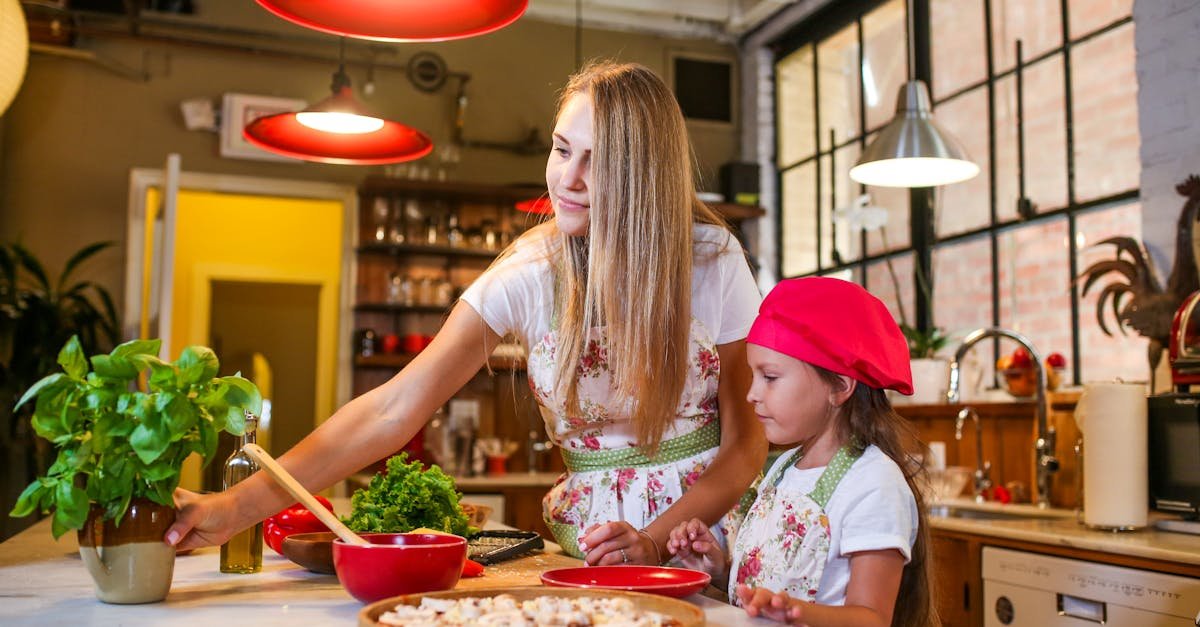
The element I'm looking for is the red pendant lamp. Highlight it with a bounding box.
[244,44,433,165]
[516,197,553,215]
[255,0,529,42]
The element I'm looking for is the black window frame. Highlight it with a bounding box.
[768,0,1138,386]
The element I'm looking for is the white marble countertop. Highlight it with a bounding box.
[929,498,1200,566]
[0,514,768,626]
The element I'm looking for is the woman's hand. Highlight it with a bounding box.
[735,585,811,625]
[164,489,248,552]
[579,521,658,566]
[666,518,725,576]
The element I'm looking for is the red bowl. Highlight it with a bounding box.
[332,533,467,603]
[540,565,712,598]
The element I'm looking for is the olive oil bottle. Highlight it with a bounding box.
[220,413,263,573]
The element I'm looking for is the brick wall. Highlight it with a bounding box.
[1134,0,1200,273]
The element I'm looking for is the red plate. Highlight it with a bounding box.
[540,566,711,598]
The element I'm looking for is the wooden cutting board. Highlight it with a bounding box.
[457,550,582,590]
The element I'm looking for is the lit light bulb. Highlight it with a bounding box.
[296,111,384,134]
[849,157,980,188]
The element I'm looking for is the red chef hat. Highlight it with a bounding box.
[747,277,913,395]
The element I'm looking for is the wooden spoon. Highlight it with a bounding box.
[241,443,370,547]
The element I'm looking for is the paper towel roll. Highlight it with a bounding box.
[1076,381,1149,529]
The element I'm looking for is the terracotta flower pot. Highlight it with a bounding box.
[77,498,177,604]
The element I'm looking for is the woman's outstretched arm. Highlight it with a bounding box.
[165,302,502,550]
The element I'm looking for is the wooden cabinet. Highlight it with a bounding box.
[930,533,979,627]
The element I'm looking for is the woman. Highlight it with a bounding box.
[165,62,767,567]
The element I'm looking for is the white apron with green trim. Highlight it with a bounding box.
[728,446,862,603]
[529,320,732,558]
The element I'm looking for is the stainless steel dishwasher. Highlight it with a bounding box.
[983,547,1200,625]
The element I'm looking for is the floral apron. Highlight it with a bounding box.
[728,445,861,603]
[529,320,732,558]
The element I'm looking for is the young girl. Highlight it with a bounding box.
[667,277,937,627]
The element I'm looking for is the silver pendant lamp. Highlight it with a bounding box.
[849,0,978,188]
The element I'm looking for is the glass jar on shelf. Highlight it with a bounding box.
[371,197,389,243]
[446,212,464,248]
[435,278,454,307]
[404,199,425,244]
[387,198,406,244]
[417,276,435,305]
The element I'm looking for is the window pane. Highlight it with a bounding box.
[829,143,864,263]
[866,253,915,328]
[1069,0,1131,38]
[821,267,860,283]
[1072,23,1139,202]
[933,234,993,334]
[864,192,912,255]
[931,0,987,99]
[781,162,818,277]
[996,218,1073,362]
[991,0,1063,73]
[862,0,908,132]
[994,54,1068,221]
[1076,201,1149,382]
[817,23,862,150]
[777,45,816,167]
[934,88,992,236]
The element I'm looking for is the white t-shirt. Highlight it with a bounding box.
[770,444,919,606]
[460,223,761,349]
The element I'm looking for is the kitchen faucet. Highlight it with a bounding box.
[955,407,992,503]
[947,327,1058,508]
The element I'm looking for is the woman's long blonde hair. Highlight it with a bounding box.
[551,61,723,452]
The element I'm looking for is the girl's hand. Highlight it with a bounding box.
[666,518,725,576]
[735,584,810,625]
[578,521,657,565]
[164,489,246,552]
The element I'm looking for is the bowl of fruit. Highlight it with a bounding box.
[995,349,1067,397]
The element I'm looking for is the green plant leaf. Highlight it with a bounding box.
[11,243,51,293]
[148,362,177,390]
[162,396,197,442]
[224,406,247,435]
[15,373,66,411]
[50,512,71,540]
[177,346,219,386]
[31,409,69,442]
[90,354,139,380]
[110,491,133,526]
[149,478,176,507]
[130,423,170,465]
[55,481,89,531]
[220,375,263,418]
[56,241,113,293]
[112,338,162,359]
[57,336,88,380]
[9,481,47,518]
[141,462,178,482]
[197,419,218,464]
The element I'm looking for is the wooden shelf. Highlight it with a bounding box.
[356,242,499,259]
[359,177,546,204]
[354,303,452,314]
[355,353,525,371]
[709,202,766,221]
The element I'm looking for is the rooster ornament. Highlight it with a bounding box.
[1079,176,1200,388]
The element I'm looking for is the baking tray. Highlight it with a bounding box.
[466,530,544,565]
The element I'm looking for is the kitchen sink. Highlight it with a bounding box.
[928,502,1076,522]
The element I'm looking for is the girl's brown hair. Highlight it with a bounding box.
[816,368,939,627]
[549,61,724,452]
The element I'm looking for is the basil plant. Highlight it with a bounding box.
[8,336,261,538]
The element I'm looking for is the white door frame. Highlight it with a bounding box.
[124,161,359,408]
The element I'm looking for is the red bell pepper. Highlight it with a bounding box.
[461,559,484,578]
[264,495,335,555]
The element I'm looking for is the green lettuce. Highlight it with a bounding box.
[343,453,473,536]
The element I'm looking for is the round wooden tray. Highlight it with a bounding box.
[359,585,705,626]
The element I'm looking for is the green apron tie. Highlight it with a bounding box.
[559,417,720,472]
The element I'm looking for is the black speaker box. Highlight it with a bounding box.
[720,162,760,206]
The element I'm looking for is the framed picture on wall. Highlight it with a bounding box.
[220,93,306,162]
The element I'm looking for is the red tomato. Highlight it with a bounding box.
[1009,347,1033,369]
[1046,352,1067,369]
